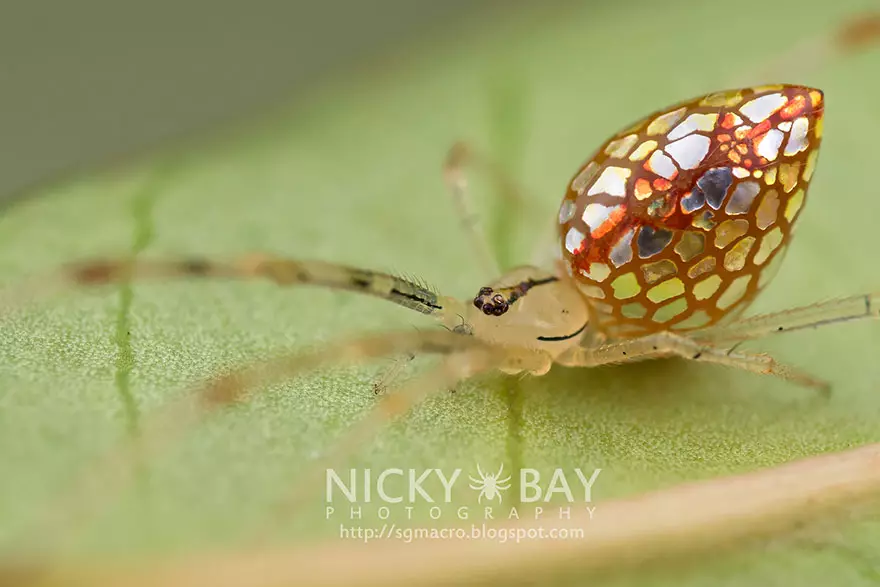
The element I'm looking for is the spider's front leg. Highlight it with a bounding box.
[444,141,502,278]
[556,331,830,393]
[371,141,532,394]
[443,140,531,277]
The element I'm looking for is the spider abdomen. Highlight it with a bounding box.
[558,85,824,336]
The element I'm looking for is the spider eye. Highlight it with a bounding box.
[472,286,511,316]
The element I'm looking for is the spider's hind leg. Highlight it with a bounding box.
[691,292,880,346]
[738,11,880,85]
[558,331,830,393]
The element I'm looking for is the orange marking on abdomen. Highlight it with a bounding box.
[780,94,807,120]
[748,120,772,139]
[591,205,628,239]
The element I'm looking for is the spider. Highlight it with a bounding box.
[24,79,876,406]
[1,13,880,587]
[3,14,879,511]
[2,79,872,499]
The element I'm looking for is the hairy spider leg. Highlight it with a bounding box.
[557,10,880,393]
[558,11,880,391]
[0,257,481,551]
[0,256,469,333]
[443,140,576,281]
[158,300,880,529]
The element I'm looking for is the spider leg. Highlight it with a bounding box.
[194,330,550,408]
[836,12,880,52]
[444,140,532,276]
[27,330,548,552]
[272,344,551,521]
[691,292,880,346]
[279,352,498,516]
[736,11,880,85]
[371,352,416,395]
[557,331,829,392]
[9,256,473,396]
[365,142,533,394]
[444,142,500,277]
[0,256,470,332]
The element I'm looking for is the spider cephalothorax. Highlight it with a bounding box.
[465,267,590,363]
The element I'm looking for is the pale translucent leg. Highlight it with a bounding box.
[194,330,531,406]
[278,344,551,520]
[692,292,880,346]
[195,332,551,526]
[443,141,522,277]
[26,329,542,553]
[734,12,880,86]
[0,254,477,397]
[612,13,880,393]
[196,333,550,524]
[369,142,532,393]
[0,256,470,333]
[371,352,415,394]
[557,331,829,392]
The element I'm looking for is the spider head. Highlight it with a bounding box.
[467,266,590,360]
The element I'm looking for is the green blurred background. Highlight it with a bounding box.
[0,0,517,200]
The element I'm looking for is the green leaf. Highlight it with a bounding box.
[1,1,880,584]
